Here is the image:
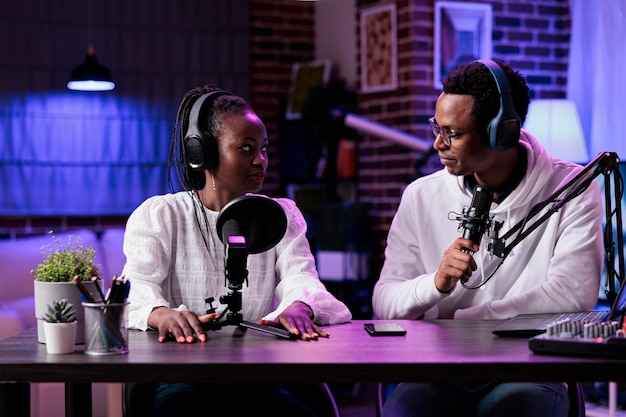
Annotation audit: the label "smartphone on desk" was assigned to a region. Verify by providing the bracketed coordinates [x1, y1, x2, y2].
[364, 322, 407, 336]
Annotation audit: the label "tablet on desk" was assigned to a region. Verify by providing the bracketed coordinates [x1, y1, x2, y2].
[492, 281, 626, 338]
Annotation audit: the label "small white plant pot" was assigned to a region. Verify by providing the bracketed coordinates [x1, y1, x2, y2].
[43, 321, 77, 354]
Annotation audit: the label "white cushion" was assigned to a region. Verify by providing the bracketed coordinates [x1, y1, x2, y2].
[0, 308, 24, 340]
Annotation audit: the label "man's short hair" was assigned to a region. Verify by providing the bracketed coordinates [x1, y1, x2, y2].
[442, 61, 530, 130]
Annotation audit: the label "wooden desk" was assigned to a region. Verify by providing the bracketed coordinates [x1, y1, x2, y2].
[1, 320, 625, 415]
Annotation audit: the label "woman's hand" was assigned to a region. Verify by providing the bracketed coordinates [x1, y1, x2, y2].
[148, 307, 217, 343]
[261, 301, 329, 340]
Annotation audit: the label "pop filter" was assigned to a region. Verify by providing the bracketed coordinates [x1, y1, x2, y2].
[216, 195, 288, 254]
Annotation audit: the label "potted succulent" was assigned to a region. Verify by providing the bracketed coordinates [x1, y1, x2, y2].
[31, 231, 102, 344]
[42, 299, 77, 354]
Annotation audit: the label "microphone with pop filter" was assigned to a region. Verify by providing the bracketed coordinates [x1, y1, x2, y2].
[206, 195, 294, 339]
[216, 194, 287, 254]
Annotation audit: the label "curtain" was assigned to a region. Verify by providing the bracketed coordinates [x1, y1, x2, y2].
[0, 0, 250, 215]
[569, 0, 626, 301]
[568, 0, 626, 158]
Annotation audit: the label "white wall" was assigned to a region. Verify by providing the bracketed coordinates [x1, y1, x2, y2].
[315, 0, 357, 90]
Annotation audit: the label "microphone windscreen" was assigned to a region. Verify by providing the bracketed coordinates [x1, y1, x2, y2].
[461, 185, 494, 252]
[216, 195, 288, 254]
[221, 219, 241, 243]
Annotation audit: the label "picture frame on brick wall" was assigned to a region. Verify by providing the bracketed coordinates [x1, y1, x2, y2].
[360, 3, 397, 94]
[285, 60, 331, 120]
[434, 1, 492, 88]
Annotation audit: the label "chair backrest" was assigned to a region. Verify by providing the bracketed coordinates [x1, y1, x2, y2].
[376, 382, 585, 417]
[123, 382, 340, 417]
[286, 382, 341, 417]
[375, 382, 394, 417]
[568, 382, 586, 417]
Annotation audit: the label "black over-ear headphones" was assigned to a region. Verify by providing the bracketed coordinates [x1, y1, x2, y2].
[475, 59, 521, 151]
[183, 89, 232, 170]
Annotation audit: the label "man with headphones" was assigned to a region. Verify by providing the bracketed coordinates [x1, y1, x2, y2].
[373, 60, 603, 416]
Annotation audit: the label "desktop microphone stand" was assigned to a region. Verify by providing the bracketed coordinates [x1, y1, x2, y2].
[488, 151, 625, 305]
[202, 229, 295, 339]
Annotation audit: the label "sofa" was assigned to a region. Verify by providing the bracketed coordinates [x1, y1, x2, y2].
[0, 227, 127, 417]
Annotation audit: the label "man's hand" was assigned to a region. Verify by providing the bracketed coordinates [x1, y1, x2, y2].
[434, 237, 478, 293]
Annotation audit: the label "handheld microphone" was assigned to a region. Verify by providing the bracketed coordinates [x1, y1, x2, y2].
[460, 185, 494, 254]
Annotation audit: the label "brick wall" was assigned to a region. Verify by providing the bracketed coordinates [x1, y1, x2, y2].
[249, 0, 316, 195]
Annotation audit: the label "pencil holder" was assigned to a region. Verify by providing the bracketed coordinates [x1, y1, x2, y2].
[82, 301, 129, 355]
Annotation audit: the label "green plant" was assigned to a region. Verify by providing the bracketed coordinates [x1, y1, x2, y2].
[44, 299, 76, 323]
[31, 231, 102, 282]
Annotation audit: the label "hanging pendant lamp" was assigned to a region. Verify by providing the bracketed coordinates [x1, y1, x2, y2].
[67, 44, 115, 91]
[67, 0, 115, 91]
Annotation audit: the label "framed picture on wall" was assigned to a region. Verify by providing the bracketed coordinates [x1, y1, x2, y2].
[360, 3, 397, 93]
[285, 60, 331, 120]
[434, 1, 492, 88]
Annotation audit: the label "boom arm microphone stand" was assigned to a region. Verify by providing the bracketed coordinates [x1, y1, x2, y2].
[201, 195, 295, 339]
[488, 151, 625, 305]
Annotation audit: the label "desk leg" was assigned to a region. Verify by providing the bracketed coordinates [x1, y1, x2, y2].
[65, 383, 92, 417]
[0, 382, 29, 417]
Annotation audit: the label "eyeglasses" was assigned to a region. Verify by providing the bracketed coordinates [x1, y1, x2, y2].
[428, 117, 478, 147]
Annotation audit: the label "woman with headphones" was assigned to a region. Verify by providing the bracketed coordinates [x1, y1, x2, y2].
[123, 85, 351, 416]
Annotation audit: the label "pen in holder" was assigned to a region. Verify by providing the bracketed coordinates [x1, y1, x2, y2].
[83, 301, 129, 355]
[79, 274, 131, 355]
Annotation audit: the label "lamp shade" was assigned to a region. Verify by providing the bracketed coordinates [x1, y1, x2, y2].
[67, 46, 115, 92]
[523, 99, 588, 163]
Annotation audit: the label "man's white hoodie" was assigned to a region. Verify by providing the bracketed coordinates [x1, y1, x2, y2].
[373, 130, 604, 320]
